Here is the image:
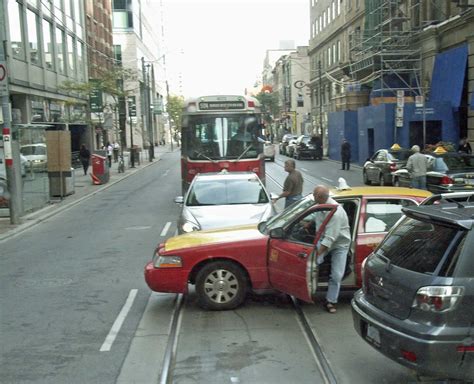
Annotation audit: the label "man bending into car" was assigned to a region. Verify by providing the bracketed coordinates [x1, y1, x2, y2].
[313, 185, 351, 314]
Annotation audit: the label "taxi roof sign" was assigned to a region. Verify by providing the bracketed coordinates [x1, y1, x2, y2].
[390, 143, 402, 150]
[433, 146, 447, 154]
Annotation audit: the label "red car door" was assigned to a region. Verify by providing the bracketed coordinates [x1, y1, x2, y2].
[267, 205, 337, 302]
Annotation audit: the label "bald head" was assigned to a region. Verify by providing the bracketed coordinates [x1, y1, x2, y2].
[313, 185, 330, 204]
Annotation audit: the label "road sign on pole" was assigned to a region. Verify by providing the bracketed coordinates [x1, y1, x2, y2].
[0, 61, 8, 96]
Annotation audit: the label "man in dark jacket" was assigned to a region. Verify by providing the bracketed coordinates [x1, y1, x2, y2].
[341, 139, 351, 170]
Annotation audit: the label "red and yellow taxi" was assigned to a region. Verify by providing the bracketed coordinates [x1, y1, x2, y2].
[145, 187, 431, 310]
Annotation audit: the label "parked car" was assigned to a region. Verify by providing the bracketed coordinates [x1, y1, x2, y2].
[351, 201, 474, 381]
[174, 171, 277, 234]
[279, 134, 297, 156]
[392, 149, 474, 194]
[0, 147, 28, 179]
[363, 147, 412, 186]
[293, 135, 323, 160]
[20, 143, 47, 172]
[263, 142, 275, 162]
[285, 137, 298, 158]
[146, 187, 431, 310]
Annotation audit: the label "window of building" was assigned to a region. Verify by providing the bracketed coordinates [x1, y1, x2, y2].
[322, 11, 326, 28]
[27, 0, 38, 8]
[55, 27, 65, 74]
[114, 45, 122, 64]
[64, 0, 73, 31]
[27, 10, 40, 65]
[74, 0, 83, 39]
[77, 42, 84, 81]
[42, 0, 52, 17]
[332, 1, 336, 19]
[113, 0, 133, 29]
[333, 43, 336, 63]
[327, 6, 331, 24]
[67, 35, 75, 75]
[315, 20, 319, 35]
[42, 19, 54, 70]
[337, 0, 341, 16]
[328, 47, 331, 66]
[319, 15, 322, 32]
[8, 1, 24, 59]
[337, 40, 341, 62]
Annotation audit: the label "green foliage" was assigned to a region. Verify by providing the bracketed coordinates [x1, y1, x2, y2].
[167, 95, 185, 133]
[255, 91, 279, 122]
[59, 66, 137, 102]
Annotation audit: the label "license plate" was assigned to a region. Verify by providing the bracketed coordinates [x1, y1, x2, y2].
[366, 324, 381, 347]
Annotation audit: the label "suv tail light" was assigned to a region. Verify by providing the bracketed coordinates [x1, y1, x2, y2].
[389, 163, 397, 172]
[440, 176, 454, 185]
[413, 286, 464, 312]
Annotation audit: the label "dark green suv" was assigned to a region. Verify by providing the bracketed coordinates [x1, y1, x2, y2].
[352, 202, 474, 382]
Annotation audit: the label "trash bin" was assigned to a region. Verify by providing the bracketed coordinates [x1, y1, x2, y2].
[91, 153, 109, 185]
[49, 168, 75, 197]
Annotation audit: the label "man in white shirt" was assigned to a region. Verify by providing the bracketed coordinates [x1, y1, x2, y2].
[313, 185, 351, 313]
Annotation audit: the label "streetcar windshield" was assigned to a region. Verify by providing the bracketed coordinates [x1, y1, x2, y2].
[182, 114, 263, 160]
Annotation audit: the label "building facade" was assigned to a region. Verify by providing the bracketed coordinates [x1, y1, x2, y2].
[308, 0, 474, 161]
[112, 0, 166, 153]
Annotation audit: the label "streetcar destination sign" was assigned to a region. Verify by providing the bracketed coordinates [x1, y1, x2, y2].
[199, 101, 245, 110]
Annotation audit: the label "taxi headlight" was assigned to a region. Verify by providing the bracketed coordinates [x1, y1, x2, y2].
[153, 255, 182, 268]
[182, 221, 201, 233]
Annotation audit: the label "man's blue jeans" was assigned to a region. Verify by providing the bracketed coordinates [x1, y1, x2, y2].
[411, 175, 427, 190]
[285, 194, 303, 208]
[319, 247, 349, 304]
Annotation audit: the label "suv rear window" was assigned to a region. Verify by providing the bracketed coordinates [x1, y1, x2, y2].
[376, 217, 465, 275]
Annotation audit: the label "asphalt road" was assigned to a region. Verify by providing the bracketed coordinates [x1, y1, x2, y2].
[1, 151, 419, 384]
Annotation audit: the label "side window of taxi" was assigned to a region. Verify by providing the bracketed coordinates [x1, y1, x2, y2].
[364, 199, 416, 233]
[375, 151, 386, 161]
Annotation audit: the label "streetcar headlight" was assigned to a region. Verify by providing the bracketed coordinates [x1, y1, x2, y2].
[153, 255, 182, 268]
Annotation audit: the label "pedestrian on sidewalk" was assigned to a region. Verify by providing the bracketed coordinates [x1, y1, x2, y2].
[272, 159, 304, 208]
[341, 138, 351, 170]
[106, 142, 113, 168]
[406, 145, 428, 190]
[79, 144, 91, 176]
[112, 142, 120, 162]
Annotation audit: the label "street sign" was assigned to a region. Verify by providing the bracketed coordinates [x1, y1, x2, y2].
[397, 90, 404, 108]
[127, 96, 137, 117]
[0, 61, 8, 96]
[89, 80, 103, 113]
[415, 95, 424, 107]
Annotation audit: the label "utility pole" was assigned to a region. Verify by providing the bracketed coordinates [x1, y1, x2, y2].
[141, 57, 153, 162]
[127, 96, 136, 168]
[1, 5, 22, 223]
[166, 80, 173, 151]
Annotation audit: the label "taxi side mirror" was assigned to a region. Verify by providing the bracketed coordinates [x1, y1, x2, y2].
[269, 227, 285, 239]
[174, 196, 184, 204]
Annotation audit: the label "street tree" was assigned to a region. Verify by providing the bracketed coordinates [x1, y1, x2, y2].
[167, 95, 184, 138]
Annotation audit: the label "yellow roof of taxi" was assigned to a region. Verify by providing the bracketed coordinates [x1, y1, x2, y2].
[330, 187, 431, 198]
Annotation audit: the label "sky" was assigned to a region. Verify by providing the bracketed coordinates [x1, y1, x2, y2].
[160, 0, 309, 97]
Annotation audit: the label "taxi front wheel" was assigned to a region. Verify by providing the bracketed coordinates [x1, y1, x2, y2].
[195, 261, 248, 310]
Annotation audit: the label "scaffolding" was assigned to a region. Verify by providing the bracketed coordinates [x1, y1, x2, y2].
[349, 0, 423, 100]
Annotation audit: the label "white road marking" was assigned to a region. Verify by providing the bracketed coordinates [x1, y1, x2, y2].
[321, 177, 333, 183]
[125, 226, 151, 230]
[100, 289, 138, 352]
[162, 170, 170, 177]
[160, 222, 172, 237]
[301, 168, 309, 172]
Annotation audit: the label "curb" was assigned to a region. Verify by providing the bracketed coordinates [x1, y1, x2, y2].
[0, 158, 159, 243]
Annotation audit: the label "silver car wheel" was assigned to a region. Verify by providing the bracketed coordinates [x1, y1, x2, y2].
[203, 269, 239, 304]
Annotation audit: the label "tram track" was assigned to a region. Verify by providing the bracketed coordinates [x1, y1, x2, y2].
[158, 293, 338, 383]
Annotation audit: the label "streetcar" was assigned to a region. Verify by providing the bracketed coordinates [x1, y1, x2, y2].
[180, 95, 266, 192]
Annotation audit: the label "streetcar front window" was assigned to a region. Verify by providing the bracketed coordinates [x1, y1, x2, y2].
[183, 114, 262, 160]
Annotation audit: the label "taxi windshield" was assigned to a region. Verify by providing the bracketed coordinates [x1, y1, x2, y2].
[259, 194, 315, 234]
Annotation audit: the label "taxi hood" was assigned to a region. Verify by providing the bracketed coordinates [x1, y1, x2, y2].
[164, 224, 263, 252]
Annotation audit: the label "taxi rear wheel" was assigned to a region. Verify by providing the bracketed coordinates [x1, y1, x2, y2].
[195, 261, 247, 310]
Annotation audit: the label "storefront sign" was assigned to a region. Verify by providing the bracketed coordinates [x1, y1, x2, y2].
[90, 80, 103, 113]
[0, 62, 8, 96]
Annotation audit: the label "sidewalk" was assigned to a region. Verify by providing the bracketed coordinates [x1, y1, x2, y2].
[0, 145, 175, 241]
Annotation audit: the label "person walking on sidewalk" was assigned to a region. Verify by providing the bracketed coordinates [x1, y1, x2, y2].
[406, 145, 429, 190]
[341, 139, 351, 170]
[105, 142, 113, 168]
[79, 144, 91, 176]
[272, 159, 304, 208]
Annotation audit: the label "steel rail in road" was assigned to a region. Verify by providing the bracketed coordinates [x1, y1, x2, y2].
[159, 293, 184, 384]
